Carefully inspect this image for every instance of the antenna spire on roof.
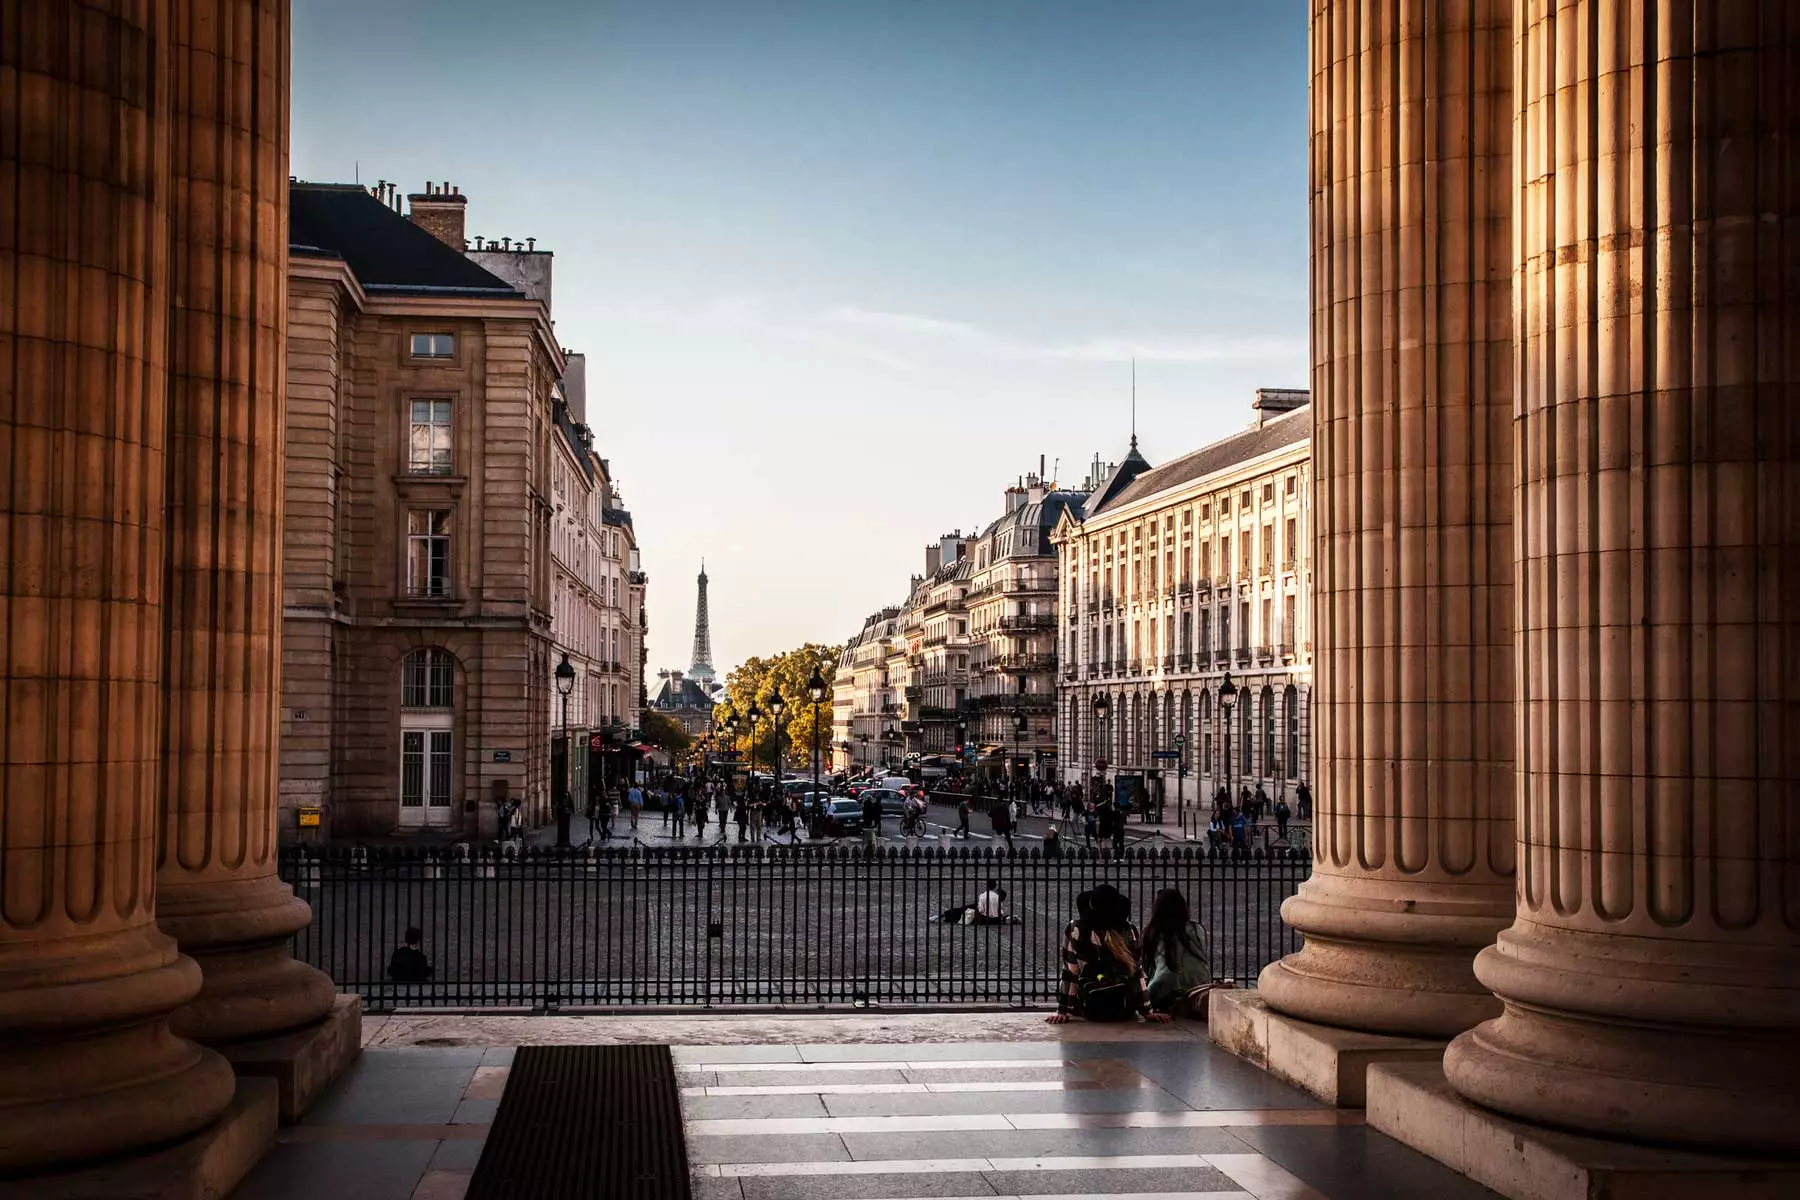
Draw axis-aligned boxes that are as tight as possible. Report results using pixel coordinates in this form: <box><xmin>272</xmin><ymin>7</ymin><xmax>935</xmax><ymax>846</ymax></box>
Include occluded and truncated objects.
<box><xmin>1130</xmin><ymin>358</ymin><xmax>1138</xmax><ymax>453</ymax></box>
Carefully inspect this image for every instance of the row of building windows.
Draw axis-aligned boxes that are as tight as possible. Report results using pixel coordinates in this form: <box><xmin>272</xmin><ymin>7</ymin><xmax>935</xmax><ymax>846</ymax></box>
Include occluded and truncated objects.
<box><xmin>1071</xmin><ymin>684</ymin><xmax>1303</xmax><ymax>781</ymax></box>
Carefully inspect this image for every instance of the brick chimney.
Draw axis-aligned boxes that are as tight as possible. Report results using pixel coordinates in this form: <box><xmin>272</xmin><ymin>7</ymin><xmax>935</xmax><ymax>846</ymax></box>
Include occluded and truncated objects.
<box><xmin>407</xmin><ymin>181</ymin><xmax>468</xmax><ymax>250</ymax></box>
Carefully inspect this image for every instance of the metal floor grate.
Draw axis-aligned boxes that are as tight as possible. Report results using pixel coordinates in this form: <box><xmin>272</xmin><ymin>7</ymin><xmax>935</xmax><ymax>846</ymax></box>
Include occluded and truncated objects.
<box><xmin>467</xmin><ymin>1045</ymin><xmax>692</xmax><ymax>1199</ymax></box>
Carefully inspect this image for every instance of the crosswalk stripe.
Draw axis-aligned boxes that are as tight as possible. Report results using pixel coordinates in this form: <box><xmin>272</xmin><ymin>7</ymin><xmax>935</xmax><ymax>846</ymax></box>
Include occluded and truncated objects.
<box><xmin>698</xmin><ymin>1153</ymin><xmax>1226</xmax><ymax>1178</ymax></box>
<box><xmin>683</xmin><ymin>1108</ymin><xmax>1355</xmax><ymax>1136</ymax></box>
<box><xmin>677</xmin><ymin>1057</ymin><xmax>1071</xmax><ymax>1073</ymax></box>
<box><xmin>683</xmin><ymin>1080</ymin><xmax>1077</xmax><ymax>1096</ymax></box>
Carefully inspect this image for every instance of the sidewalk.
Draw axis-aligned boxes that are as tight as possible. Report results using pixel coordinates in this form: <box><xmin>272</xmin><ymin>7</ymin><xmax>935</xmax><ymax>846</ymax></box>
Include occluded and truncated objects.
<box><xmin>232</xmin><ymin>1012</ymin><xmax>1498</xmax><ymax>1200</ymax></box>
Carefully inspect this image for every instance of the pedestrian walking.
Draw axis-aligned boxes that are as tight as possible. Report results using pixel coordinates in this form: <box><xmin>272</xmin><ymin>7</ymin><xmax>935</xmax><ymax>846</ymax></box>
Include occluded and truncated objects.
<box><xmin>1295</xmin><ymin>779</ymin><xmax>1313</xmax><ymax>822</ymax></box>
<box><xmin>956</xmin><ymin>797</ymin><xmax>972</xmax><ymax>840</ymax></box>
<box><xmin>991</xmin><ymin>798</ymin><xmax>1015</xmax><ymax>853</ymax></box>
<box><xmin>626</xmin><ymin>782</ymin><xmax>644</xmax><ymax>832</ymax></box>
<box><xmin>694</xmin><ymin>795</ymin><xmax>709</xmax><ymax>839</ymax></box>
<box><xmin>734</xmin><ymin>795</ymin><xmax>749</xmax><ymax>842</ymax></box>
<box><xmin>749</xmin><ymin>793</ymin><xmax>765</xmax><ymax>842</ymax></box>
<box><xmin>1274</xmin><ymin>796</ymin><xmax>1291</xmax><ymax>841</ymax></box>
<box><xmin>672</xmin><ymin>790</ymin><xmax>687</xmax><ymax>837</ymax></box>
<box><xmin>1082</xmin><ymin>801</ymin><xmax>1097</xmax><ymax>847</ymax></box>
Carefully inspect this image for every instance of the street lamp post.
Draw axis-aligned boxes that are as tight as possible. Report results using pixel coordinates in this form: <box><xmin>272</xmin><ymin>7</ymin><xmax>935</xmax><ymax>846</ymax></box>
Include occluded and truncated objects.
<box><xmin>807</xmin><ymin>667</ymin><xmax>827</xmax><ymax>837</ymax></box>
<box><xmin>554</xmin><ymin>652</ymin><xmax>576</xmax><ymax>848</ymax></box>
<box><xmin>769</xmin><ymin>693</ymin><xmax>787</xmax><ymax>792</ymax></box>
<box><xmin>745</xmin><ymin>702</ymin><xmax>762</xmax><ymax>780</ymax></box>
<box><xmin>1219</xmin><ymin>671</ymin><xmax>1238</xmax><ymax>814</ymax></box>
<box><xmin>1010</xmin><ymin>704</ymin><xmax>1026</xmax><ymax>796</ymax></box>
<box><xmin>1174</xmin><ymin>732</ymin><xmax>1187</xmax><ymax>826</ymax></box>
<box><xmin>858</xmin><ymin>733</ymin><xmax>869</xmax><ymax>769</ymax></box>
<box><xmin>1091</xmin><ymin>692</ymin><xmax>1111</xmax><ymax>792</ymax></box>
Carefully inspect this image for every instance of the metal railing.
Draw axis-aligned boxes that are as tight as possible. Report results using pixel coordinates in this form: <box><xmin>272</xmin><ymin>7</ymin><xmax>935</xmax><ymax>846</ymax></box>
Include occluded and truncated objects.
<box><xmin>279</xmin><ymin>844</ymin><xmax>1306</xmax><ymax>1012</ymax></box>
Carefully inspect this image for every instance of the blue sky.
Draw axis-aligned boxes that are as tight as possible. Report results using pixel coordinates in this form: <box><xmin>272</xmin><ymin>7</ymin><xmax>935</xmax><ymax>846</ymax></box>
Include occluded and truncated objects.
<box><xmin>291</xmin><ymin>0</ymin><xmax>1309</xmax><ymax>674</ymax></box>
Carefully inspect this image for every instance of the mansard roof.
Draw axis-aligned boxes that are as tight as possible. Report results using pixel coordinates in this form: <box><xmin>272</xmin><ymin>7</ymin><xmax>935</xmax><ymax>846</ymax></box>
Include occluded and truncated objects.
<box><xmin>289</xmin><ymin>182</ymin><xmax>522</xmax><ymax>297</ymax></box>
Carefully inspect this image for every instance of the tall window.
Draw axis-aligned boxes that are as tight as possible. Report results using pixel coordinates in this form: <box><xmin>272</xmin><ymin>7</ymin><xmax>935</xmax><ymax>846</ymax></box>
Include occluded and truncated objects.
<box><xmin>1285</xmin><ymin>685</ymin><xmax>1300</xmax><ymax>778</ymax></box>
<box><xmin>409</xmin><ymin>399</ymin><xmax>453</xmax><ymax>474</ymax></box>
<box><xmin>1261</xmin><ymin>685</ymin><xmax>1276</xmax><ymax>778</ymax></box>
<box><xmin>407</xmin><ymin>511</ymin><xmax>451</xmax><ymax>596</ymax></box>
<box><xmin>410</xmin><ymin>332</ymin><xmax>455</xmax><ymax>358</ymax></box>
<box><xmin>1262</xmin><ymin>524</ymin><xmax>1274</xmax><ymax>572</ymax></box>
<box><xmin>400</xmin><ymin>729</ymin><xmax>453</xmax><ymax>811</ymax></box>
<box><xmin>1242</xmin><ymin>694</ymin><xmax>1254</xmax><ymax>779</ymax></box>
<box><xmin>1240</xmin><ymin>533</ymin><xmax>1251</xmax><ymax>574</ymax></box>
<box><xmin>402</xmin><ymin>648</ymin><xmax>455</xmax><ymax>708</ymax></box>
<box><xmin>1239</xmin><ymin>600</ymin><xmax>1250</xmax><ymax>649</ymax></box>
<box><xmin>1202</xmin><ymin>689</ymin><xmax>1213</xmax><ymax>773</ymax></box>
<box><xmin>1284</xmin><ymin>594</ymin><xmax>1297</xmax><ymax>647</ymax></box>
<box><xmin>1286</xmin><ymin>517</ymin><xmax>1298</xmax><ymax>562</ymax></box>
<box><xmin>1220</xmin><ymin>534</ymin><xmax>1231</xmax><ymax>579</ymax></box>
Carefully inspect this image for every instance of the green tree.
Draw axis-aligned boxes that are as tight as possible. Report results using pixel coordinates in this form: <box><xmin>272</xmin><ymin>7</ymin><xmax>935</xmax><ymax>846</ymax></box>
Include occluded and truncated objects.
<box><xmin>711</xmin><ymin>642</ymin><xmax>839</xmax><ymax>775</ymax></box>
<box><xmin>641</xmin><ymin>709</ymin><xmax>691</xmax><ymax>756</ymax></box>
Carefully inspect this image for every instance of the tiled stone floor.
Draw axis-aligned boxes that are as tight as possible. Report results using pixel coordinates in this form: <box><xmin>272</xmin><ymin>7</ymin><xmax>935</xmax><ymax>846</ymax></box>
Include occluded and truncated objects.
<box><xmin>233</xmin><ymin>1014</ymin><xmax>1499</xmax><ymax>1200</ymax></box>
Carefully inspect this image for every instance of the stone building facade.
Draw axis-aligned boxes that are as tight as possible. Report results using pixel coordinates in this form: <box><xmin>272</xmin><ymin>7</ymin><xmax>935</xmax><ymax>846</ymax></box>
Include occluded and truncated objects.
<box><xmin>833</xmin><ymin>607</ymin><xmax>903</xmax><ymax>772</ymax></box>
<box><xmin>965</xmin><ymin>477</ymin><xmax>1086</xmax><ymax>781</ymax></box>
<box><xmin>280</xmin><ymin>181</ymin><xmax>563</xmax><ymax>841</ymax></box>
<box><xmin>1052</xmin><ymin>391</ymin><xmax>1313</xmax><ymax>818</ymax></box>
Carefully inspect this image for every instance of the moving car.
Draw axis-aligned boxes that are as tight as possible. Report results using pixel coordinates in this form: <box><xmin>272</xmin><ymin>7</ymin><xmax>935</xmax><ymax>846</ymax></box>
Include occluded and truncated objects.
<box><xmin>821</xmin><ymin>797</ymin><xmax>863</xmax><ymax>835</ymax></box>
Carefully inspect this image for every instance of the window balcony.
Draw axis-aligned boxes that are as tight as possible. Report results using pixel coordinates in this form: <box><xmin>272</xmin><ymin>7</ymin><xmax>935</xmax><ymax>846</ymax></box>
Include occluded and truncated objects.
<box><xmin>999</xmin><ymin>613</ymin><xmax>1056</xmax><ymax>631</ymax></box>
<box><xmin>1235</xmin><ymin>646</ymin><xmax>1254</xmax><ymax>666</ymax></box>
<box><xmin>1257</xmin><ymin>644</ymin><xmax>1275</xmax><ymax>664</ymax></box>
<box><xmin>1278</xmin><ymin>641</ymin><xmax>1296</xmax><ymax>661</ymax></box>
<box><xmin>1161</xmin><ymin>655</ymin><xmax>1176</xmax><ymax>672</ymax></box>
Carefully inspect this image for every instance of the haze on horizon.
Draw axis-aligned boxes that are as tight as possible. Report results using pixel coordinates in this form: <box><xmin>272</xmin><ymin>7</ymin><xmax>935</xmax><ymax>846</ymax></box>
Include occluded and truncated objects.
<box><xmin>289</xmin><ymin>0</ymin><xmax>1309</xmax><ymax>677</ymax></box>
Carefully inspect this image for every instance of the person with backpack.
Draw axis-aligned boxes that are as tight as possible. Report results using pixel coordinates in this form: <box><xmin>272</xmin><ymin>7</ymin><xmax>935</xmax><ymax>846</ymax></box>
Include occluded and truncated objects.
<box><xmin>1274</xmin><ymin>795</ymin><xmax>1291</xmax><ymax>840</ymax></box>
<box><xmin>1045</xmin><ymin>885</ymin><xmax>1167</xmax><ymax>1024</ymax></box>
<box><xmin>1139</xmin><ymin>888</ymin><xmax>1214</xmax><ymax>1017</ymax></box>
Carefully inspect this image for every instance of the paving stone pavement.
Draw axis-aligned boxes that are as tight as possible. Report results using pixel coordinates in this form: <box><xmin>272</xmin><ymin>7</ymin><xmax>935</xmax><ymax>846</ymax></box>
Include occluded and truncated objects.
<box><xmin>233</xmin><ymin>1014</ymin><xmax>1499</xmax><ymax>1200</ymax></box>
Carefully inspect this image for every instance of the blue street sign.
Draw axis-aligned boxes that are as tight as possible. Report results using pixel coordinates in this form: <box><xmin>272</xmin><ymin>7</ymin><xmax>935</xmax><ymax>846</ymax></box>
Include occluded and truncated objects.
<box><xmin>1150</xmin><ymin>750</ymin><xmax>1181</xmax><ymax>760</ymax></box>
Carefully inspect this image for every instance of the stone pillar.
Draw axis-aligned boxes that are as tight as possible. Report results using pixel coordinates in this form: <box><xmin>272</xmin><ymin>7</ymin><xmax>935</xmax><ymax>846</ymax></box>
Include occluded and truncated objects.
<box><xmin>154</xmin><ymin>0</ymin><xmax>336</xmax><ymax>1043</ymax></box>
<box><xmin>0</xmin><ymin>0</ymin><xmax>236</xmax><ymax>1174</ymax></box>
<box><xmin>1445</xmin><ymin>0</ymin><xmax>1800</xmax><ymax>1154</ymax></box>
<box><xmin>1257</xmin><ymin>0</ymin><xmax>1518</xmax><ymax>1038</ymax></box>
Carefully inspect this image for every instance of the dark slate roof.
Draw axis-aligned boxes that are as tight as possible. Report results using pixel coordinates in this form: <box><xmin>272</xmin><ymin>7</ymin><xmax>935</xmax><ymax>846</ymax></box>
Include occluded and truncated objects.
<box><xmin>552</xmin><ymin>399</ymin><xmax>595</xmax><ymax>483</ymax></box>
<box><xmin>651</xmin><ymin>675</ymin><xmax>715</xmax><ymax>710</ymax></box>
<box><xmin>289</xmin><ymin>183</ymin><xmax>521</xmax><ymax>296</ymax></box>
<box><xmin>1092</xmin><ymin>405</ymin><xmax>1311</xmax><ymax>516</ymax></box>
<box><xmin>602</xmin><ymin>507</ymin><xmax>633</xmax><ymax>528</ymax></box>
<box><xmin>1086</xmin><ymin>445</ymin><xmax>1153</xmax><ymax>513</ymax></box>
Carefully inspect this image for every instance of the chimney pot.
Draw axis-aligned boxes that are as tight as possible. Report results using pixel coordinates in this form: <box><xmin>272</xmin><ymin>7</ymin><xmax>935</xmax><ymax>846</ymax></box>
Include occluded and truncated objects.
<box><xmin>527</xmin><ymin>237</ymin><xmax>536</xmax><ymax>251</ymax></box>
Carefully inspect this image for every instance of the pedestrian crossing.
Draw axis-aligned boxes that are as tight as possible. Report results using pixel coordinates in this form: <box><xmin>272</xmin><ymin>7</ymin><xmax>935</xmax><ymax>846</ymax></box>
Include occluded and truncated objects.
<box><xmin>678</xmin><ymin>1042</ymin><xmax>1342</xmax><ymax>1200</ymax></box>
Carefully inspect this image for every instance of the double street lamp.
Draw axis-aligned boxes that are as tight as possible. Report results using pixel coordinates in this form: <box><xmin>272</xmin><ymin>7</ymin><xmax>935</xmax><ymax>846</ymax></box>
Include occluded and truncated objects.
<box><xmin>553</xmin><ymin>652</ymin><xmax>576</xmax><ymax>848</ymax></box>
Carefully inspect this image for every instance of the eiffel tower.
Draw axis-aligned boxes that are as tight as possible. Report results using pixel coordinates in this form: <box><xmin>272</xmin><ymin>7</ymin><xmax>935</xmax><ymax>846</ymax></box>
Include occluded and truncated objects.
<box><xmin>689</xmin><ymin>562</ymin><xmax>716</xmax><ymax>682</ymax></box>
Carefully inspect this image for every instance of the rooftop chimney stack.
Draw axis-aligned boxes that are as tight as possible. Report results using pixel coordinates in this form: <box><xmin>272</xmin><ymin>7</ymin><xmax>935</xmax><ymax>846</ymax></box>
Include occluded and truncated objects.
<box><xmin>407</xmin><ymin>180</ymin><xmax>469</xmax><ymax>251</ymax></box>
<box><xmin>1251</xmin><ymin>387</ymin><xmax>1310</xmax><ymax>428</ymax></box>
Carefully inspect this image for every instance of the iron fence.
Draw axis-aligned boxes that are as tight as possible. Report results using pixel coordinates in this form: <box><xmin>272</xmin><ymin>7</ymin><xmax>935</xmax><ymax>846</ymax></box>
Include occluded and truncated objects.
<box><xmin>279</xmin><ymin>844</ymin><xmax>1308</xmax><ymax>1012</ymax></box>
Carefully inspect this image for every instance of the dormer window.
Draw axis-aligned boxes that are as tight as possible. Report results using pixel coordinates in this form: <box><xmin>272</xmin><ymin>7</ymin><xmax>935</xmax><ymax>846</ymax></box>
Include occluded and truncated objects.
<box><xmin>411</xmin><ymin>332</ymin><xmax>455</xmax><ymax>359</ymax></box>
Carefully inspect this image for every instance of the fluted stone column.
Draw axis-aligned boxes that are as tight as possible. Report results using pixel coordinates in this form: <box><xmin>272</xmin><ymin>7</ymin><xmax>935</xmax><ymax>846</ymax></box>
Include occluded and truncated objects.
<box><xmin>0</xmin><ymin>0</ymin><xmax>236</xmax><ymax>1173</ymax></box>
<box><xmin>1258</xmin><ymin>0</ymin><xmax>1518</xmax><ymax>1038</ymax></box>
<box><xmin>1445</xmin><ymin>0</ymin><xmax>1800</xmax><ymax>1154</ymax></box>
<box><xmin>154</xmin><ymin>0</ymin><xmax>335</xmax><ymax>1043</ymax></box>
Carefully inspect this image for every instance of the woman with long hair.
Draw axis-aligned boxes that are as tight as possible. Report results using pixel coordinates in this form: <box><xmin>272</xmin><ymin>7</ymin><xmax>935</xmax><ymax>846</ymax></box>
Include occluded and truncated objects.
<box><xmin>1046</xmin><ymin>885</ymin><xmax>1170</xmax><ymax>1025</ymax></box>
<box><xmin>1138</xmin><ymin>888</ymin><xmax>1214</xmax><ymax>1017</ymax></box>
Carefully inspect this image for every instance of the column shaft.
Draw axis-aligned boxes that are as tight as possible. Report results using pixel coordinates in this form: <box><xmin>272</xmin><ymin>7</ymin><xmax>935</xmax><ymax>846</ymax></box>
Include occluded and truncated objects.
<box><xmin>155</xmin><ymin>0</ymin><xmax>334</xmax><ymax>1043</ymax></box>
<box><xmin>1445</xmin><ymin>0</ymin><xmax>1800</xmax><ymax>1154</ymax></box>
<box><xmin>0</xmin><ymin>0</ymin><xmax>235</xmax><ymax>1173</ymax></box>
<box><xmin>1259</xmin><ymin>0</ymin><xmax>1518</xmax><ymax>1038</ymax></box>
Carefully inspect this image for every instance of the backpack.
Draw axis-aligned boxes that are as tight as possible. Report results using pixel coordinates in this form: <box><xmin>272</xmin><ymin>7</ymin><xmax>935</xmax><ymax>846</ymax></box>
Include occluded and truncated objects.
<box><xmin>1075</xmin><ymin>928</ymin><xmax>1137</xmax><ymax>1022</ymax></box>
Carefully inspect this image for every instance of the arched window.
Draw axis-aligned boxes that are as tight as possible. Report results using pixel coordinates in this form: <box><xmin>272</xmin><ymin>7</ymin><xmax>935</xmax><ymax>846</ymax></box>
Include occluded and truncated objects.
<box><xmin>402</xmin><ymin>648</ymin><xmax>455</xmax><ymax>708</ymax></box>
<box><xmin>1284</xmin><ymin>684</ymin><xmax>1300</xmax><ymax>778</ymax></box>
<box><xmin>1201</xmin><ymin>689</ymin><xmax>1213</xmax><ymax>774</ymax></box>
<box><xmin>1241</xmin><ymin>692</ymin><xmax>1254</xmax><ymax>781</ymax></box>
<box><xmin>1261</xmin><ymin>685</ymin><xmax>1275</xmax><ymax>780</ymax></box>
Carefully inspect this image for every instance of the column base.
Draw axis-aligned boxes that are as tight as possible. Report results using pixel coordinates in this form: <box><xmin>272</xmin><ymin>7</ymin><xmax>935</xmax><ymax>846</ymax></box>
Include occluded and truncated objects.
<box><xmin>0</xmin><ymin>1077</ymin><xmax>278</xmax><ymax>1200</ymax></box>
<box><xmin>1368</xmin><ymin>1061</ymin><xmax>1800</xmax><ymax>1200</ymax></box>
<box><xmin>1208</xmin><ymin>988</ymin><xmax>1446</xmax><ymax>1107</ymax></box>
<box><xmin>218</xmin><ymin>994</ymin><xmax>363</xmax><ymax>1123</ymax></box>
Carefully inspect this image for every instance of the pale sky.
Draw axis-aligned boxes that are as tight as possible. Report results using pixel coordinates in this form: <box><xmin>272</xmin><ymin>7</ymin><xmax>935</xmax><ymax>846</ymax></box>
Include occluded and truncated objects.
<box><xmin>290</xmin><ymin>0</ymin><xmax>1309</xmax><ymax>676</ymax></box>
